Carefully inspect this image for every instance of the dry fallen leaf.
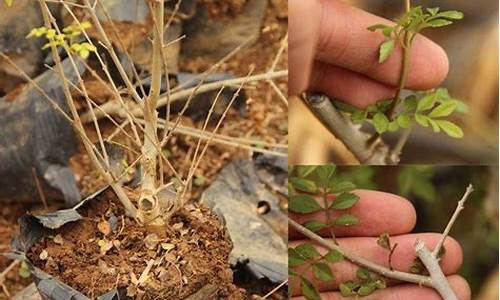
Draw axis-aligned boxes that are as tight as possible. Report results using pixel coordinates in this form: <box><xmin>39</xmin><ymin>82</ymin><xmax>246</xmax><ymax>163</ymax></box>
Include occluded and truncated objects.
<box><xmin>98</xmin><ymin>219</ymin><xmax>111</xmax><ymax>236</ymax></box>
<box><xmin>144</xmin><ymin>233</ymin><xmax>160</xmax><ymax>250</ymax></box>
<box><xmin>53</xmin><ymin>234</ymin><xmax>64</xmax><ymax>245</ymax></box>
<box><xmin>39</xmin><ymin>249</ymin><xmax>48</xmax><ymax>260</ymax></box>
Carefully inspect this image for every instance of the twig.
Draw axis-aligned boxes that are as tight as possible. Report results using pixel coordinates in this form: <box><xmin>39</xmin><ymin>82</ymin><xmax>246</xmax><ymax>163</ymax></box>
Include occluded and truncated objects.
<box><xmin>303</xmin><ymin>94</ymin><xmax>390</xmax><ymax>164</ymax></box>
<box><xmin>415</xmin><ymin>240</ymin><xmax>458</xmax><ymax>300</ymax></box>
<box><xmin>81</xmin><ymin>70</ymin><xmax>288</xmax><ymax>122</ymax></box>
<box><xmin>432</xmin><ymin>184</ymin><xmax>474</xmax><ymax>258</ymax></box>
<box><xmin>0</xmin><ymin>259</ymin><xmax>20</xmax><ymax>296</ymax></box>
<box><xmin>262</xmin><ymin>280</ymin><xmax>288</xmax><ymax>299</ymax></box>
<box><xmin>288</xmin><ymin>218</ymin><xmax>433</xmax><ymax>286</ymax></box>
<box><xmin>38</xmin><ymin>0</ymin><xmax>138</xmax><ymax>218</ymax></box>
<box><xmin>32</xmin><ymin>168</ymin><xmax>48</xmax><ymax>210</ymax></box>
<box><xmin>386</xmin><ymin>1</ymin><xmax>413</xmax><ymax>119</ymax></box>
<box><xmin>388</xmin><ymin>127</ymin><xmax>412</xmax><ymax>164</ymax></box>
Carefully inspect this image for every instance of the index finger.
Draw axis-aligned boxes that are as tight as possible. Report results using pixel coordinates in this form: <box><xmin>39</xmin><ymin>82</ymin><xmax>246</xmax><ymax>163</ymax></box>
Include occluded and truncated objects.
<box><xmin>289</xmin><ymin>190</ymin><xmax>417</xmax><ymax>239</ymax></box>
<box><xmin>289</xmin><ymin>0</ymin><xmax>450</xmax><ymax>91</ymax></box>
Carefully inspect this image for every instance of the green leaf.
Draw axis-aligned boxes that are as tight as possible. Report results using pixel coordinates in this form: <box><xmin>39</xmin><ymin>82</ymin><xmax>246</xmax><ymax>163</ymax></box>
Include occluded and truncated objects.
<box><xmin>437</xmin><ymin>10</ymin><xmax>464</xmax><ymax>20</ymax></box>
<box><xmin>312</xmin><ymin>263</ymin><xmax>334</xmax><ymax>281</ymax></box>
<box><xmin>376</xmin><ymin>99</ymin><xmax>392</xmax><ymax>112</ymax></box>
<box><xmin>428</xmin><ymin>118</ymin><xmax>441</xmax><ymax>133</ymax></box>
<box><xmin>290</xmin><ymin>178</ymin><xmax>317</xmax><ymax>193</ymax></box>
<box><xmin>417</xmin><ymin>93</ymin><xmax>437</xmax><ymax>112</ymax></box>
<box><xmin>427</xmin><ymin>19</ymin><xmax>453</xmax><ymax>27</ymax></box>
<box><xmin>295</xmin><ymin>243</ymin><xmax>321</xmax><ymax>259</ymax></box>
<box><xmin>377</xmin><ymin>233</ymin><xmax>391</xmax><ymax>250</ymax></box>
<box><xmin>403</xmin><ymin>95</ymin><xmax>417</xmax><ymax>112</ymax></box>
<box><xmin>324</xmin><ymin>249</ymin><xmax>344</xmax><ymax>263</ymax></box>
<box><xmin>435</xmin><ymin>120</ymin><xmax>464</xmax><ymax>138</ymax></box>
<box><xmin>297</xmin><ymin>166</ymin><xmax>317</xmax><ymax>178</ymax></box>
<box><xmin>331</xmin><ymin>180</ymin><xmax>356</xmax><ymax>194</ymax></box>
<box><xmin>358</xmin><ymin>283</ymin><xmax>377</xmax><ymax>296</ymax></box>
<box><xmin>378</xmin><ymin>39</ymin><xmax>395</xmax><ymax>63</ymax></box>
<box><xmin>426</xmin><ymin>7</ymin><xmax>439</xmax><ymax>15</ymax></box>
<box><xmin>289</xmin><ymin>194</ymin><xmax>322</xmax><ymax>214</ymax></box>
<box><xmin>382</xmin><ymin>26</ymin><xmax>393</xmax><ymax>38</ymax></box>
<box><xmin>396</xmin><ymin>114</ymin><xmax>411</xmax><ymax>128</ymax></box>
<box><xmin>415</xmin><ymin>114</ymin><xmax>429</xmax><ymax>127</ymax></box>
<box><xmin>316</xmin><ymin>165</ymin><xmax>336</xmax><ymax>188</ymax></box>
<box><xmin>334</xmin><ymin>214</ymin><xmax>359</xmax><ymax>226</ymax></box>
<box><xmin>366</xmin><ymin>105</ymin><xmax>378</xmax><ymax>113</ymax></box>
<box><xmin>289</xmin><ymin>248</ymin><xmax>306</xmax><ymax>267</ymax></box>
<box><xmin>450</xmin><ymin>99</ymin><xmax>469</xmax><ymax>113</ymax></box>
<box><xmin>351</xmin><ymin>110</ymin><xmax>367</xmax><ymax>124</ymax></box>
<box><xmin>387</xmin><ymin>121</ymin><xmax>399</xmax><ymax>132</ymax></box>
<box><xmin>428</xmin><ymin>102</ymin><xmax>457</xmax><ymax>118</ymax></box>
<box><xmin>339</xmin><ymin>282</ymin><xmax>358</xmax><ymax>297</ymax></box>
<box><xmin>367</xmin><ymin>24</ymin><xmax>389</xmax><ymax>31</ymax></box>
<box><xmin>331</xmin><ymin>192</ymin><xmax>359</xmax><ymax>210</ymax></box>
<box><xmin>372</xmin><ymin>112</ymin><xmax>389</xmax><ymax>133</ymax></box>
<box><xmin>301</xmin><ymin>277</ymin><xmax>321</xmax><ymax>300</ymax></box>
<box><xmin>304</xmin><ymin>220</ymin><xmax>327</xmax><ymax>232</ymax></box>
<box><xmin>356</xmin><ymin>268</ymin><xmax>372</xmax><ymax>280</ymax></box>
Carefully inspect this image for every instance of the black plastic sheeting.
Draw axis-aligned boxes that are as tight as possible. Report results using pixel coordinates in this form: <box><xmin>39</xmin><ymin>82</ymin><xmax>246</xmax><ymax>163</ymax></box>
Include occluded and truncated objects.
<box><xmin>0</xmin><ymin>58</ymin><xmax>83</xmax><ymax>206</ymax></box>
<box><xmin>201</xmin><ymin>153</ymin><xmax>288</xmax><ymax>283</ymax></box>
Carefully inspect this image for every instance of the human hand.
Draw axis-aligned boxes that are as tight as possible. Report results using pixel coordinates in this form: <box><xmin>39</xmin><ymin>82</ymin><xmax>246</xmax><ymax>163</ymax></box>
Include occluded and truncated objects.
<box><xmin>289</xmin><ymin>0</ymin><xmax>449</xmax><ymax>108</ymax></box>
<box><xmin>289</xmin><ymin>190</ymin><xmax>471</xmax><ymax>299</ymax></box>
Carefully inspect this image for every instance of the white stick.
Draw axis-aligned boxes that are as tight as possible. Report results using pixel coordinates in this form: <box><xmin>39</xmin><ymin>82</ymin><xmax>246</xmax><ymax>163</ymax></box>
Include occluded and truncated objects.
<box><xmin>415</xmin><ymin>240</ymin><xmax>458</xmax><ymax>300</ymax></box>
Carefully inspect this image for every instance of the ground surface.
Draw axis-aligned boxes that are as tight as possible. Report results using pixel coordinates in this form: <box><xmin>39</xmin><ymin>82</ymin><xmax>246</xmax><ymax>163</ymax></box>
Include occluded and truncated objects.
<box><xmin>0</xmin><ymin>0</ymin><xmax>288</xmax><ymax>299</ymax></box>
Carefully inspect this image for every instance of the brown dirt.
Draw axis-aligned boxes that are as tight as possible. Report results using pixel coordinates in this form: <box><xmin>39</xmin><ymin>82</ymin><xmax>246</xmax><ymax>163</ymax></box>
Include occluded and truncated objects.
<box><xmin>0</xmin><ymin>204</ymin><xmax>34</xmax><ymax>300</ymax></box>
<box><xmin>201</xmin><ymin>0</ymin><xmax>248</xmax><ymax>18</ymax></box>
<box><xmin>28</xmin><ymin>189</ymin><xmax>245</xmax><ymax>299</ymax></box>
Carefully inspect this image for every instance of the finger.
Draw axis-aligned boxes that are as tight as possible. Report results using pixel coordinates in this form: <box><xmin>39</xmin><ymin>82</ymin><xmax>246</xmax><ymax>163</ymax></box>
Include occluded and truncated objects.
<box><xmin>292</xmin><ymin>275</ymin><xmax>470</xmax><ymax>300</ymax></box>
<box><xmin>289</xmin><ymin>0</ymin><xmax>322</xmax><ymax>95</ymax></box>
<box><xmin>309</xmin><ymin>62</ymin><xmax>396</xmax><ymax>108</ymax></box>
<box><xmin>316</xmin><ymin>0</ymin><xmax>449</xmax><ymax>89</ymax></box>
<box><xmin>289</xmin><ymin>190</ymin><xmax>416</xmax><ymax>239</ymax></box>
<box><xmin>290</xmin><ymin>233</ymin><xmax>463</xmax><ymax>293</ymax></box>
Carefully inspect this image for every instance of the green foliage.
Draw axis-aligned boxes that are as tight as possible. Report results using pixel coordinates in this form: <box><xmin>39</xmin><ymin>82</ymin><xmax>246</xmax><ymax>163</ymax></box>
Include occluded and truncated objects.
<box><xmin>339</xmin><ymin>268</ymin><xmax>386</xmax><ymax>297</ymax></box>
<box><xmin>289</xmin><ymin>194</ymin><xmax>322</xmax><ymax>214</ymax></box>
<box><xmin>335</xmin><ymin>6</ymin><xmax>466</xmax><ymax>141</ymax></box>
<box><xmin>26</xmin><ymin>22</ymin><xmax>96</xmax><ymax>59</ymax></box>
<box><xmin>289</xmin><ymin>165</ymin><xmax>359</xmax><ymax>225</ymax></box>
<box><xmin>337</xmin><ymin>166</ymin><xmax>377</xmax><ymax>190</ymax></box>
<box><xmin>343</xmin><ymin>88</ymin><xmax>466</xmax><ymax>138</ymax></box>
<box><xmin>289</xmin><ymin>165</ymin><xmax>368</xmax><ymax>299</ymax></box>
<box><xmin>398</xmin><ymin>166</ymin><xmax>436</xmax><ymax>202</ymax></box>
<box><xmin>3</xmin><ymin>0</ymin><xmax>13</xmax><ymax>6</ymax></box>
